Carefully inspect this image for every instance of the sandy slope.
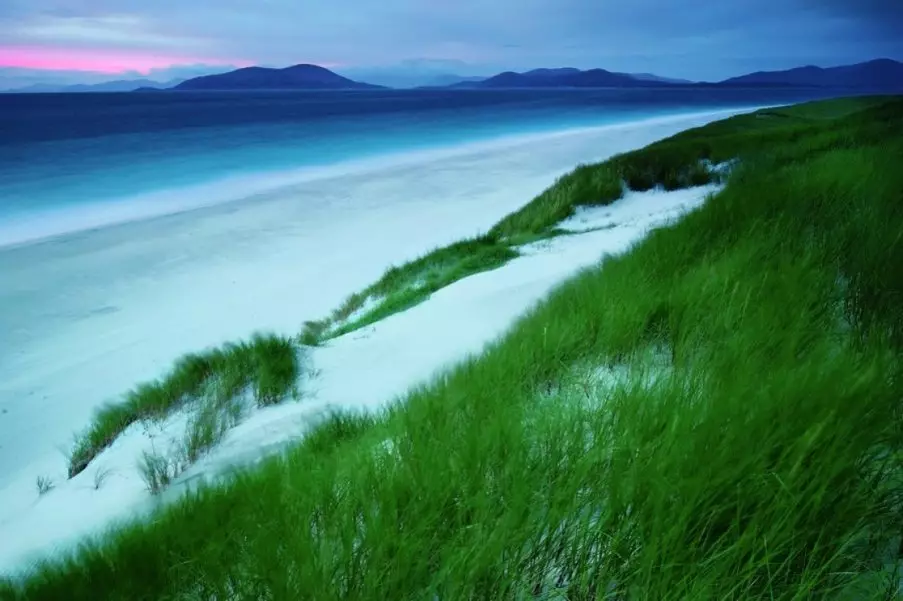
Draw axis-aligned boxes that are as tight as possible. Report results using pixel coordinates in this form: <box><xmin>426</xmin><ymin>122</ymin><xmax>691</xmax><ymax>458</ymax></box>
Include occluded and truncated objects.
<box><xmin>0</xmin><ymin>184</ymin><xmax>721</xmax><ymax>573</ymax></box>
<box><xmin>0</xmin><ymin>109</ymin><xmax>751</xmax><ymax>573</ymax></box>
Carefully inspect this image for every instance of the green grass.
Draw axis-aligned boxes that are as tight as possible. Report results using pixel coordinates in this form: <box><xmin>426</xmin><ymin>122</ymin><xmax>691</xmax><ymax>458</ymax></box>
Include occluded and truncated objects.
<box><xmin>4</xmin><ymin>96</ymin><xmax>903</xmax><ymax>600</ymax></box>
<box><xmin>301</xmin><ymin>97</ymin><xmax>894</xmax><ymax>345</ymax></box>
<box><xmin>491</xmin><ymin>95</ymin><xmax>892</xmax><ymax>239</ymax></box>
<box><xmin>302</xmin><ymin>234</ymin><xmax>520</xmax><ymax>343</ymax></box>
<box><xmin>66</xmin><ymin>333</ymin><xmax>301</xmax><ymax>479</ymax></box>
<box><xmin>135</xmin><ymin>450</ymin><xmax>177</xmax><ymax>495</ymax></box>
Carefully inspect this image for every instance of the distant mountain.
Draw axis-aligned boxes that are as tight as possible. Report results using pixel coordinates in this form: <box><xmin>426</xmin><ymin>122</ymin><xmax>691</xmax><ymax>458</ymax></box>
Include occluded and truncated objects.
<box><xmin>449</xmin><ymin>67</ymin><xmax>667</xmax><ymax>89</ymax></box>
<box><xmin>441</xmin><ymin>59</ymin><xmax>903</xmax><ymax>90</ymax></box>
<box><xmin>64</xmin><ymin>79</ymin><xmax>182</xmax><ymax>92</ymax></box>
<box><xmin>521</xmin><ymin>68</ymin><xmax>582</xmax><ymax>79</ymax></box>
<box><xmin>627</xmin><ymin>72</ymin><xmax>694</xmax><ymax>84</ymax></box>
<box><xmin>335</xmin><ymin>70</ymin><xmax>483</xmax><ymax>88</ymax></box>
<box><xmin>715</xmin><ymin>58</ymin><xmax>903</xmax><ymax>88</ymax></box>
<box><xmin>3</xmin><ymin>78</ymin><xmax>181</xmax><ymax>93</ymax></box>
<box><xmin>10</xmin><ymin>59</ymin><xmax>896</xmax><ymax>95</ymax></box>
<box><xmin>175</xmin><ymin>64</ymin><xmax>383</xmax><ymax>91</ymax></box>
<box><xmin>423</xmin><ymin>74</ymin><xmax>486</xmax><ymax>87</ymax></box>
<box><xmin>338</xmin><ymin>59</ymin><xmax>488</xmax><ymax>88</ymax></box>
<box><xmin>2</xmin><ymin>83</ymin><xmax>62</xmax><ymax>93</ymax></box>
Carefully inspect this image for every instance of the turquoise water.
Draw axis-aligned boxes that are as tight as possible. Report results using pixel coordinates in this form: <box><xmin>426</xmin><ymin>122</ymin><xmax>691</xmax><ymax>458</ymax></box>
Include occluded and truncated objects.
<box><xmin>0</xmin><ymin>87</ymin><xmax>851</xmax><ymax>244</ymax></box>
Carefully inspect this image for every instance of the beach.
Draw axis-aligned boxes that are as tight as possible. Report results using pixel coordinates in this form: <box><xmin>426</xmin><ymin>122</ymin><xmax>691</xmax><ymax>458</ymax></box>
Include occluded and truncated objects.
<box><xmin>0</xmin><ymin>108</ymin><xmax>753</xmax><ymax>572</ymax></box>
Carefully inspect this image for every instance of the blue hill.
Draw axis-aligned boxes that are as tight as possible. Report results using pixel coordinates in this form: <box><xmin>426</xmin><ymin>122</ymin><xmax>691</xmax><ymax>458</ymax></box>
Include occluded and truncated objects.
<box><xmin>175</xmin><ymin>64</ymin><xmax>384</xmax><ymax>91</ymax></box>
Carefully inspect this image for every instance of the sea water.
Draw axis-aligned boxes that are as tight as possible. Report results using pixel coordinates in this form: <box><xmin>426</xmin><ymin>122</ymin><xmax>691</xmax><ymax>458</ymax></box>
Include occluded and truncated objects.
<box><xmin>0</xmin><ymin>87</ymin><xmax>848</xmax><ymax>247</ymax></box>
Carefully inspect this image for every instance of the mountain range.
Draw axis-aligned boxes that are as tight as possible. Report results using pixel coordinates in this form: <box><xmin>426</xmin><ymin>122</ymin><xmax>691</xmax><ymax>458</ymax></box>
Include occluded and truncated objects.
<box><xmin>449</xmin><ymin>59</ymin><xmax>903</xmax><ymax>90</ymax></box>
<box><xmin>336</xmin><ymin>59</ymin><xmax>489</xmax><ymax>88</ymax></box>
<box><xmin>4</xmin><ymin>58</ymin><xmax>902</xmax><ymax>93</ymax></box>
<box><xmin>138</xmin><ymin>58</ymin><xmax>903</xmax><ymax>92</ymax></box>
<box><xmin>715</xmin><ymin>58</ymin><xmax>903</xmax><ymax>88</ymax></box>
<box><xmin>4</xmin><ymin>78</ymin><xmax>184</xmax><ymax>93</ymax></box>
<box><xmin>444</xmin><ymin>67</ymin><xmax>678</xmax><ymax>89</ymax></box>
<box><xmin>172</xmin><ymin>64</ymin><xmax>384</xmax><ymax>91</ymax></box>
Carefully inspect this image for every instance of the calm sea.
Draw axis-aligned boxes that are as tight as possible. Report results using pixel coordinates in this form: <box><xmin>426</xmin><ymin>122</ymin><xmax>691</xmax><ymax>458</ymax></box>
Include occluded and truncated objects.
<box><xmin>0</xmin><ymin>87</ymin><xmax>858</xmax><ymax>244</ymax></box>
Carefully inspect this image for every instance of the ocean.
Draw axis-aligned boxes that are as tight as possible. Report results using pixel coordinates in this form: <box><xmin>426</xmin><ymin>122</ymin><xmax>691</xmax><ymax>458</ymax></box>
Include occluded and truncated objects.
<box><xmin>0</xmin><ymin>88</ymin><xmax>860</xmax><ymax>547</ymax></box>
<box><xmin>0</xmin><ymin>87</ymin><xmax>851</xmax><ymax>246</ymax></box>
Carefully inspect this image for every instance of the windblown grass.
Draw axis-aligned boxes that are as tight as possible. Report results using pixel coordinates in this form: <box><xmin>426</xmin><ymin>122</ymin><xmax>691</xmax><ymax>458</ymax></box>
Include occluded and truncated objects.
<box><xmin>67</xmin><ymin>333</ymin><xmax>301</xmax><ymax>479</ymax></box>
<box><xmin>490</xmin><ymin>95</ymin><xmax>892</xmax><ymax>239</ymax></box>
<box><xmin>33</xmin><ymin>477</ymin><xmax>53</xmax><ymax>497</ymax></box>
<box><xmin>302</xmin><ymin>235</ymin><xmax>519</xmax><ymax>343</ymax></box>
<box><xmin>4</xmin><ymin>96</ymin><xmax>903</xmax><ymax>599</ymax></box>
<box><xmin>136</xmin><ymin>450</ymin><xmax>177</xmax><ymax>495</ymax></box>
<box><xmin>303</xmin><ymin>97</ymin><xmax>893</xmax><ymax>345</ymax></box>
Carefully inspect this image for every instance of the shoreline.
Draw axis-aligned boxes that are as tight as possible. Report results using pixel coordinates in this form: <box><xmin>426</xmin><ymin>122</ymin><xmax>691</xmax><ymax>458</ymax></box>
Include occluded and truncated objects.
<box><xmin>0</xmin><ymin>183</ymin><xmax>724</xmax><ymax>573</ymax></box>
<box><xmin>0</xmin><ymin>106</ymin><xmax>758</xmax><ymax>573</ymax></box>
<box><xmin>0</xmin><ymin>106</ymin><xmax>766</xmax><ymax>251</ymax></box>
<box><xmin>2</xmin><ymin>94</ymin><xmax>899</xmax><ymax>600</ymax></box>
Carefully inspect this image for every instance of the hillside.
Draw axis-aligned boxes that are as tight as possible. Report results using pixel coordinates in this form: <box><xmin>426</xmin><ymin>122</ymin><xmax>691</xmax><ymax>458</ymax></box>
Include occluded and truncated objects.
<box><xmin>336</xmin><ymin>60</ymin><xmax>489</xmax><ymax>88</ymax></box>
<box><xmin>446</xmin><ymin>59</ymin><xmax>903</xmax><ymax>90</ymax></box>
<box><xmin>3</xmin><ymin>95</ymin><xmax>902</xmax><ymax>599</ymax></box>
<box><xmin>4</xmin><ymin>78</ymin><xmax>181</xmax><ymax>93</ymax></box>
<box><xmin>717</xmin><ymin>58</ymin><xmax>903</xmax><ymax>88</ymax></box>
<box><xmin>452</xmin><ymin>67</ymin><xmax>664</xmax><ymax>88</ymax></box>
<box><xmin>628</xmin><ymin>72</ymin><xmax>694</xmax><ymax>84</ymax></box>
<box><xmin>174</xmin><ymin>64</ymin><xmax>383</xmax><ymax>91</ymax></box>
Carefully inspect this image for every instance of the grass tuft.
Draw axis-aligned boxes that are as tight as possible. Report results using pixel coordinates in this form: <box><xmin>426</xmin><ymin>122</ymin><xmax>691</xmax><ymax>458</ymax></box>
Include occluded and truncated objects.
<box><xmin>67</xmin><ymin>333</ymin><xmax>301</xmax><ymax>479</ymax></box>
<box><xmin>91</xmin><ymin>466</ymin><xmax>113</xmax><ymax>491</ymax></box>
<box><xmin>299</xmin><ymin>320</ymin><xmax>329</xmax><ymax>346</ymax></box>
<box><xmin>34</xmin><ymin>476</ymin><xmax>54</xmax><ymax>496</ymax></box>
<box><xmin>137</xmin><ymin>450</ymin><xmax>178</xmax><ymax>495</ymax></box>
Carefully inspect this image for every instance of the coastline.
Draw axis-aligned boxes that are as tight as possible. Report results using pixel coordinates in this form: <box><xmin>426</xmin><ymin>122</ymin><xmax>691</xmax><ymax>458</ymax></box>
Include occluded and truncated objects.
<box><xmin>0</xmin><ymin>107</ymin><xmax>756</xmax><ymax>572</ymax></box>
<box><xmin>2</xmin><ymin>95</ymin><xmax>901</xmax><ymax>598</ymax></box>
<box><xmin>0</xmin><ymin>184</ymin><xmax>722</xmax><ymax>571</ymax></box>
<box><xmin>0</xmin><ymin>106</ymin><xmax>763</xmax><ymax>251</ymax></box>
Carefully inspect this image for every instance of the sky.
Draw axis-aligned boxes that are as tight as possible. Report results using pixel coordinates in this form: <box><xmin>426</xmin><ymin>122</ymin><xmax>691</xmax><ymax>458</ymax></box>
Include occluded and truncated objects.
<box><xmin>1</xmin><ymin>0</ymin><xmax>902</xmax><ymax>88</ymax></box>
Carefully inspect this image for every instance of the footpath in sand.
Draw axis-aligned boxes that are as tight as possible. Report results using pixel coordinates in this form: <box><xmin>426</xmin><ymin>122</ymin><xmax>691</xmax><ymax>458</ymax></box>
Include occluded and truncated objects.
<box><xmin>0</xmin><ymin>109</ymin><xmax>753</xmax><ymax>573</ymax></box>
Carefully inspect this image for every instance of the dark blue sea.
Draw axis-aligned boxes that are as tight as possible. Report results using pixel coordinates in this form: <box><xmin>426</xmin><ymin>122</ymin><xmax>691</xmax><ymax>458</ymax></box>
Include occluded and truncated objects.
<box><xmin>0</xmin><ymin>87</ymin><xmax>857</xmax><ymax>245</ymax></box>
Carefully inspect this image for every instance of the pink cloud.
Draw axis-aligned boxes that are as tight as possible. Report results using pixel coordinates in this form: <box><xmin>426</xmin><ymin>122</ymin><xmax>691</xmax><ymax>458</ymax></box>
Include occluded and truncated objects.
<box><xmin>0</xmin><ymin>45</ymin><xmax>252</xmax><ymax>74</ymax></box>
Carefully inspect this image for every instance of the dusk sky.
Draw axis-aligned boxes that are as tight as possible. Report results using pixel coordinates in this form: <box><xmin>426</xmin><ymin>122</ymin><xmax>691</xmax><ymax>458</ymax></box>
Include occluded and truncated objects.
<box><xmin>1</xmin><ymin>0</ymin><xmax>902</xmax><ymax>87</ymax></box>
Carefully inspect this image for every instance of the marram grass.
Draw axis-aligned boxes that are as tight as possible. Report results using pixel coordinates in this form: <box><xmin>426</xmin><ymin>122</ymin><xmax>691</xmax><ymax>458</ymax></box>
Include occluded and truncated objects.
<box><xmin>67</xmin><ymin>333</ymin><xmax>300</xmax><ymax>478</ymax></box>
<box><xmin>4</xmin><ymin>96</ymin><xmax>903</xmax><ymax>600</ymax></box>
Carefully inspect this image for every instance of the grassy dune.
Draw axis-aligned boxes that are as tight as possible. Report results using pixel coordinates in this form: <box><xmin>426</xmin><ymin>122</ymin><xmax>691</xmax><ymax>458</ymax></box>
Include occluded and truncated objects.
<box><xmin>67</xmin><ymin>334</ymin><xmax>301</xmax><ymax>480</ymax></box>
<box><xmin>5</xmin><ymin>97</ymin><xmax>903</xmax><ymax>599</ymax></box>
<box><xmin>300</xmin><ymin>235</ymin><xmax>521</xmax><ymax>344</ymax></box>
<box><xmin>303</xmin><ymin>98</ymin><xmax>888</xmax><ymax>344</ymax></box>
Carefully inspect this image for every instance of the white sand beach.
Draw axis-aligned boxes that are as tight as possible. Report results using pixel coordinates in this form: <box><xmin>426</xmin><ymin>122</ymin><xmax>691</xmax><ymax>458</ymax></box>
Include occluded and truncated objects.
<box><xmin>0</xmin><ymin>108</ymin><xmax>752</xmax><ymax>573</ymax></box>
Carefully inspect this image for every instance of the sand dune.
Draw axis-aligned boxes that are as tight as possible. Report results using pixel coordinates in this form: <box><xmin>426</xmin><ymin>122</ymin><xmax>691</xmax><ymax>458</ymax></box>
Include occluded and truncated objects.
<box><xmin>0</xmin><ymin>108</ymin><xmax>753</xmax><ymax>573</ymax></box>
